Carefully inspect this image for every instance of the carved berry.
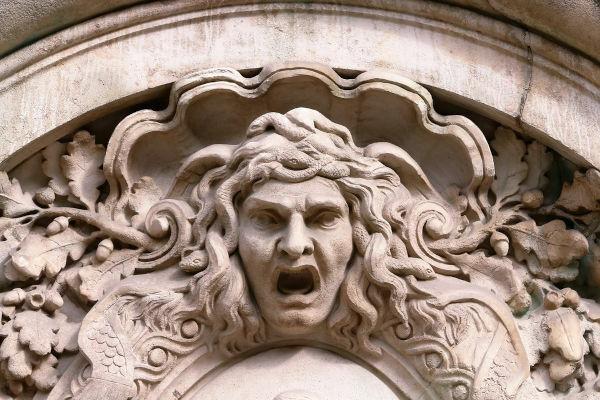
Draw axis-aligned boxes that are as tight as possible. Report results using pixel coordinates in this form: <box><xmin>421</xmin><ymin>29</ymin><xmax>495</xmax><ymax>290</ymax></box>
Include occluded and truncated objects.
<box><xmin>508</xmin><ymin>290</ymin><xmax>531</xmax><ymax>315</ymax></box>
<box><xmin>424</xmin><ymin>352</ymin><xmax>442</xmax><ymax>369</ymax></box>
<box><xmin>34</xmin><ymin>187</ymin><xmax>55</xmax><ymax>206</ymax></box>
<box><xmin>11</xmin><ymin>255</ymin><xmax>29</xmax><ymax>271</ymax></box>
<box><xmin>521</xmin><ymin>189</ymin><xmax>544</xmax><ymax>209</ymax></box>
<box><xmin>181</xmin><ymin>319</ymin><xmax>199</xmax><ymax>338</ymax></box>
<box><xmin>148</xmin><ymin>347</ymin><xmax>167</xmax><ymax>367</ymax></box>
<box><xmin>452</xmin><ymin>384</ymin><xmax>469</xmax><ymax>400</ymax></box>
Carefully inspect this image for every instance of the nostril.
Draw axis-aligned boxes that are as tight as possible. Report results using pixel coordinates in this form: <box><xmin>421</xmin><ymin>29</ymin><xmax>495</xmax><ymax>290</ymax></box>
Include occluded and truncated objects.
<box><xmin>281</xmin><ymin>245</ymin><xmax>303</xmax><ymax>258</ymax></box>
<box><xmin>278</xmin><ymin>240</ymin><xmax>313</xmax><ymax>258</ymax></box>
<box><xmin>303</xmin><ymin>243</ymin><xmax>314</xmax><ymax>255</ymax></box>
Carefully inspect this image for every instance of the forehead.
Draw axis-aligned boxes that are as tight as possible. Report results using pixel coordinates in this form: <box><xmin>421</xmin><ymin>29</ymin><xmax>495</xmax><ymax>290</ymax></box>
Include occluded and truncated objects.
<box><xmin>244</xmin><ymin>177</ymin><xmax>345</xmax><ymax>209</ymax></box>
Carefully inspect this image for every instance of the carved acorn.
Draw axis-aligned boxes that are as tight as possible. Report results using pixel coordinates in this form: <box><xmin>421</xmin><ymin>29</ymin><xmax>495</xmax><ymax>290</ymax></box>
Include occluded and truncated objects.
<box><xmin>561</xmin><ymin>288</ymin><xmax>581</xmax><ymax>309</ymax></box>
<box><xmin>95</xmin><ymin>239</ymin><xmax>114</xmax><ymax>262</ymax></box>
<box><xmin>2</xmin><ymin>288</ymin><xmax>25</xmax><ymax>306</ymax></box>
<box><xmin>181</xmin><ymin>319</ymin><xmax>200</xmax><ymax>338</ymax></box>
<box><xmin>43</xmin><ymin>289</ymin><xmax>64</xmax><ymax>313</ymax></box>
<box><xmin>46</xmin><ymin>216</ymin><xmax>69</xmax><ymax>236</ymax></box>
<box><xmin>25</xmin><ymin>289</ymin><xmax>46</xmax><ymax>310</ymax></box>
<box><xmin>544</xmin><ymin>291</ymin><xmax>564</xmax><ymax>310</ymax></box>
<box><xmin>490</xmin><ymin>231</ymin><xmax>509</xmax><ymax>257</ymax></box>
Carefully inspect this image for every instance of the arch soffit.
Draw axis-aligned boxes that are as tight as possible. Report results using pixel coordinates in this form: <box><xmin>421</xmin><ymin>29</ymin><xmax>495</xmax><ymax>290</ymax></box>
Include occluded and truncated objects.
<box><xmin>0</xmin><ymin>1</ymin><xmax>597</xmax><ymax>171</ymax></box>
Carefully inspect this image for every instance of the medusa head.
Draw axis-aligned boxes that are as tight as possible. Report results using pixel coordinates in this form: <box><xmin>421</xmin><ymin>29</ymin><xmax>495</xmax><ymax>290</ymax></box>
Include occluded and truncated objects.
<box><xmin>170</xmin><ymin>108</ymin><xmax>441</xmax><ymax>355</ymax></box>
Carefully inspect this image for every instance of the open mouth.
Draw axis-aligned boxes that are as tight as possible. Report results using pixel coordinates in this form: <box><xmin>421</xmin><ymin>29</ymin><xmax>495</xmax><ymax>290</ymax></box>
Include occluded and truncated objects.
<box><xmin>276</xmin><ymin>267</ymin><xmax>318</xmax><ymax>295</ymax></box>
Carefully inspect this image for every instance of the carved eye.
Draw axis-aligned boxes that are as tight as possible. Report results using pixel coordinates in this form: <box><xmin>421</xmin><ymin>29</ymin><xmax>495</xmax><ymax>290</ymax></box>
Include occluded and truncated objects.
<box><xmin>251</xmin><ymin>212</ymin><xmax>281</xmax><ymax>229</ymax></box>
<box><xmin>310</xmin><ymin>211</ymin><xmax>340</xmax><ymax>228</ymax></box>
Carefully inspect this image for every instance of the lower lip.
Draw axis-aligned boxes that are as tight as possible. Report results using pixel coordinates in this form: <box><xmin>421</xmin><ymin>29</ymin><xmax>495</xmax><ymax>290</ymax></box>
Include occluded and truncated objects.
<box><xmin>275</xmin><ymin>291</ymin><xmax>319</xmax><ymax>306</ymax></box>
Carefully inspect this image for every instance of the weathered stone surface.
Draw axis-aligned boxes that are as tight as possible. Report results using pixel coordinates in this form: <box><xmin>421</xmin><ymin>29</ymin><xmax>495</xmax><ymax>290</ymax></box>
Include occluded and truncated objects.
<box><xmin>0</xmin><ymin>1</ymin><xmax>598</xmax><ymax>398</ymax></box>
<box><xmin>0</xmin><ymin>65</ymin><xmax>598</xmax><ymax>399</ymax></box>
<box><xmin>0</xmin><ymin>2</ymin><xmax>598</xmax><ymax>173</ymax></box>
<box><xmin>1</xmin><ymin>0</ymin><xmax>598</xmax><ymax>62</ymax></box>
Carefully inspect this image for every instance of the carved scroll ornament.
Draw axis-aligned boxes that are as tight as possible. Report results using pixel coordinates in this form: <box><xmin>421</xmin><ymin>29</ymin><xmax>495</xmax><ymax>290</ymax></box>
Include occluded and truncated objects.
<box><xmin>0</xmin><ymin>65</ymin><xmax>599</xmax><ymax>399</ymax></box>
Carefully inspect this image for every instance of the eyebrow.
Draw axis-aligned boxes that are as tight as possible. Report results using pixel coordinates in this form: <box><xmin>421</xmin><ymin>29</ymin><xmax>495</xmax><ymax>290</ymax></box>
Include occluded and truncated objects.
<box><xmin>243</xmin><ymin>195</ymin><xmax>347</xmax><ymax>215</ymax></box>
<box><xmin>243</xmin><ymin>196</ymin><xmax>294</xmax><ymax>214</ymax></box>
<box><xmin>305</xmin><ymin>196</ymin><xmax>347</xmax><ymax>214</ymax></box>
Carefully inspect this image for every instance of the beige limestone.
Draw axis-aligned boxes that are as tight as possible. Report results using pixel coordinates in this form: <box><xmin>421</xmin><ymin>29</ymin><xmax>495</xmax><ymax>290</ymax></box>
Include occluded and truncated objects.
<box><xmin>0</xmin><ymin>1</ymin><xmax>599</xmax><ymax>399</ymax></box>
<box><xmin>0</xmin><ymin>65</ymin><xmax>597</xmax><ymax>399</ymax></box>
<box><xmin>0</xmin><ymin>2</ymin><xmax>598</xmax><ymax>172</ymax></box>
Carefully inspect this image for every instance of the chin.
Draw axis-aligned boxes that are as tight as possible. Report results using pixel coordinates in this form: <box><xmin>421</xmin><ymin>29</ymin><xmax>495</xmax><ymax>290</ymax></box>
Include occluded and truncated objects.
<box><xmin>266</xmin><ymin>309</ymin><xmax>327</xmax><ymax>336</ymax></box>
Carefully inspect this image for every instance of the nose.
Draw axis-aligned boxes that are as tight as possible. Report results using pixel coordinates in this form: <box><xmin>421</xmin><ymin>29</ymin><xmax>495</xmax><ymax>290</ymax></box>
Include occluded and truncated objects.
<box><xmin>277</xmin><ymin>214</ymin><xmax>314</xmax><ymax>258</ymax></box>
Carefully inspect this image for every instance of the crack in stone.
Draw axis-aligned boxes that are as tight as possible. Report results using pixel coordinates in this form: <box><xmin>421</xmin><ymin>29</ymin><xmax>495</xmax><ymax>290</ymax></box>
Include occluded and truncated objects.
<box><xmin>517</xmin><ymin>30</ymin><xmax>533</xmax><ymax>131</ymax></box>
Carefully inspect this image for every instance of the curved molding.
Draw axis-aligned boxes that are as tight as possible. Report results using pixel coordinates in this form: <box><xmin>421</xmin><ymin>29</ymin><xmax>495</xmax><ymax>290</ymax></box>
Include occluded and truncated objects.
<box><xmin>0</xmin><ymin>1</ymin><xmax>598</xmax><ymax>173</ymax></box>
<box><xmin>1</xmin><ymin>1</ymin><xmax>598</xmax><ymax>63</ymax></box>
<box><xmin>3</xmin><ymin>63</ymin><xmax>600</xmax><ymax>399</ymax></box>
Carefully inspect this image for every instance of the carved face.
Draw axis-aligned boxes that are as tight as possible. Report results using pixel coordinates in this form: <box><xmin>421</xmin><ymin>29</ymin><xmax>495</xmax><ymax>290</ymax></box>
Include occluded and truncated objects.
<box><xmin>239</xmin><ymin>177</ymin><xmax>353</xmax><ymax>335</ymax></box>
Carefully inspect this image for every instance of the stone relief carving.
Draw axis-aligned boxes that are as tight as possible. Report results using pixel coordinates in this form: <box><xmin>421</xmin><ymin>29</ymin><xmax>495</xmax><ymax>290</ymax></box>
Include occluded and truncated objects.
<box><xmin>0</xmin><ymin>65</ymin><xmax>598</xmax><ymax>399</ymax></box>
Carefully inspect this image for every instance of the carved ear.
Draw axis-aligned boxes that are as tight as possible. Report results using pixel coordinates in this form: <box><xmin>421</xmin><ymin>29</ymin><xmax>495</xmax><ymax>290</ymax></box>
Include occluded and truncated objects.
<box><xmin>167</xmin><ymin>144</ymin><xmax>235</xmax><ymax>198</ymax></box>
<box><xmin>364</xmin><ymin>142</ymin><xmax>442</xmax><ymax>201</ymax></box>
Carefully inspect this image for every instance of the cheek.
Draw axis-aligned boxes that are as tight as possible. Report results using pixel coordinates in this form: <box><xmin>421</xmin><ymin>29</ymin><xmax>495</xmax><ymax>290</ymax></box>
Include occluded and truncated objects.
<box><xmin>238</xmin><ymin>228</ymin><xmax>276</xmax><ymax>267</ymax></box>
<box><xmin>316</xmin><ymin>224</ymin><xmax>353</xmax><ymax>273</ymax></box>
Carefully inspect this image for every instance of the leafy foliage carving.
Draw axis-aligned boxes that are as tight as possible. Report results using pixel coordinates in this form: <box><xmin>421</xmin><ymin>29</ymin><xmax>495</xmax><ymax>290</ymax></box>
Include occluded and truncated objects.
<box><xmin>60</xmin><ymin>131</ymin><xmax>106</xmax><ymax>211</ymax></box>
<box><xmin>0</xmin><ymin>130</ymin><xmax>157</xmax><ymax>397</ymax></box>
<box><xmin>0</xmin><ymin>88</ymin><xmax>597</xmax><ymax>400</ymax></box>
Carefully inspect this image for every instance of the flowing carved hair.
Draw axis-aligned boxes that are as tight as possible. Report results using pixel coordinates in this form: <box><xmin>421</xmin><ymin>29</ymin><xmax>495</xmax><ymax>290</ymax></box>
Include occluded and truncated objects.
<box><xmin>169</xmin><ymin>108</ymin><xmax>439</xmax><ymax>355</ymax></box>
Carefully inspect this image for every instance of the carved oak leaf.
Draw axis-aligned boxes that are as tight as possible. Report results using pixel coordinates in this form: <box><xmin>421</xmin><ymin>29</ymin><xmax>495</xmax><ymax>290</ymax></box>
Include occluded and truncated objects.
<box><xmin>4</xmin><ymin>227</ymin><xmax>89</xmax><ymax>281</ymax></box>
<box><xmin>42</xmin><ymin>142</ymin><xmax>70</xmax><ymax>197</ymax></box>
<box><xmin>555</xmin><ymin>169</ymin><xmax>600</xmax><ymax>213</ymax></box>
<box><xmin>509</xmin><ymin>220</ymin><xmax>588</xmax><ymax>280</ymax></box>
<box><xmin>491</xmin><ymin>128</ymin><xmax>528</xmax><ymax>206</ymax></box>
<box><xmin>31</xmin><ymin>354</ymin><xmax>59</xmax><ymax>391</ymax></box>
<box><xmin>0</xmin><ymin>323</ymin><xmax>32</xmax><ymax>380</ymax></box>
<box><xmin>545</xmin><ymin>307</ymin><xmax>585</xmax><ymax>385</ymax></box>
<box><xmin>0</xmin><ymin>221</ymin><xmax>31</xmax><ymax>267</ymax></box>
<box><xmin>0</xmin><ymin>312</ymin><xmax>78</xmax><ymax>389</ymax></box>
<box><xmin>127</xmin><ymin>177</ymin><xmax>161</xmax><ymax>230</ymax></box>
<box><xmin>521</xmin><ymin>141</ymin><xmax>553</xmax><ymax>192</ymax></box>
<box><xmin>78</xmin><ymin>249</ymin><xmax>141</xmax><ymax>302</ymax></box>
<box><xmin>7</xmin><ymin>349</ymin><xmax>33</xmax><ymax>380</ymax></box>
<box><xmin>547</xmin><ymin>307</ymin><xmax>584</xmax><ymax>362</ymax></box>
<box><xmin>13</xmin><ymin>310</ymin><xmax>59</xmax><ymax>356</ymax></box>
<box><xmin>53</xmin><ymin>312</ymin><xmax>80</xmax><ymax>353</ymax></box>
<box><xmin>445</xmin><ymin>251</ymin><xmax>529</xmax><ymax>313</ymax></box>
<box><xmin>61</xmin><ymin>131</ymin><xmax>106</xmax><ymax>210</ymax></box>
<box><xmin>0</xmin><ymin>172</ymin><xmax>38</xmax><ymax>217</ymax></box>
